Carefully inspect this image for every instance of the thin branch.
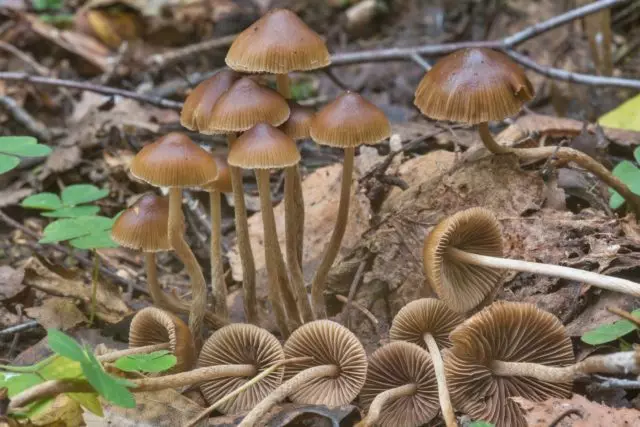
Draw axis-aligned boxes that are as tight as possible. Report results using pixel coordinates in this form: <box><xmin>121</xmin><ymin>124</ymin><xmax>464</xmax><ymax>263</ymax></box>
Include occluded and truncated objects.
<box><xmin>0</xmin><ymin>41</ymin><xmax>50</xmax><ymax>76</ymax></box>
<box><xmin>0</xmin><ymin>320</ymin><xmax>39</xmax><ymax>337</ymax></box>
<box><xmin>145</xmin><ymin>34</ymin><xmax>237</xmax><ymax>69</ymax></box>
<box><xmin>606</xmin><ymin>306</ymin><xmax>640</xmax><ymax>328</ymax></box>
<box><xmin>0</xmin><ymin>95</ymin><xmax>52</xmax><ymax>141</ymax></box>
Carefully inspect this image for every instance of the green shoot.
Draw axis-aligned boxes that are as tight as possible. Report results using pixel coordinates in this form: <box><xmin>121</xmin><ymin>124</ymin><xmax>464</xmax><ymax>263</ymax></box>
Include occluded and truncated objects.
<box><xmin>114</xmin><ymin>351</ymin><xmax>177</xmax><ymax>373</ymax></box>
<box><xmin>581</xmin><ymin>309</ymin><xmax>640</xmax><ymax>345</ymax></box>
<box><xmin>609</xmin><ymin>147</ymin><xmax>640</xmax><ymax>209</ymax></box>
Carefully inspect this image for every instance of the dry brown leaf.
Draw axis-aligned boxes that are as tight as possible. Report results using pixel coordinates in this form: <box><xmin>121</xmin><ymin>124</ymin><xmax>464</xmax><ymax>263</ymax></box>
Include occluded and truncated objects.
<box><xmin>29</xmin><ymin>394</ymin><xmax>85</xmax><ymax>427</ymax></box>
<box><xmin>25</xmin><ymin>297</ymin><xmax>88</xmax><ymax>331</ymax></box>
<box><xmin>386</xmin><ymin>150</ymin><xmax>457</xmax><ymax>202</ymax></box>
<box><xmin>0</xmin><ymin>265</ymin><xmax>25</xmax><ymax>301</ymax></box>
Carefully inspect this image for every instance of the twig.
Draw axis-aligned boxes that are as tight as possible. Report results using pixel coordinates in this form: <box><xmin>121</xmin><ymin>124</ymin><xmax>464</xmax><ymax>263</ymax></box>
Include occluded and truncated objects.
<box><xmin>0</xmin><ymin>41</ymin><xmax>49</xmax><ymax>75</ymax></box>
<box><xmin>7</xmin><ymin>305</ymin><xmax>24</xmax><ymax>359</ymax></box>
<box><xmin>145</xmin><ymin>34</ymin><xmax>237</xmax><ymax>69</ymax></box>
<box><xmin>0</xmin><ymin>320</ymin><xmax>39</xmax><ymax>337</ymax></box>
<box><xmin>0</xmin><ymin>95</ymin><xmax>52</xmax><ymax>141</ymax></box>
<box><xmin>547</xmin><ymin>408</ymin><xmax>583</xmax><ymax>427</ymax></box>
<box><xmin>341</xmin><ymin>258</ymin><xmax>368</xmax><ymax>329</ymax></box>
<box><xmin>335</xmin><ymin>294</ymin><xmax>378</xmax><ymax>327</ymax></box>
<box><xmin>410</xmin><ymin>53</ymin><xmax>432</xmax><ymax>70</ymax></box>
<box><xmin>606</xmin><ymin>306</ymin><xmax>640</xmax><ymax>328</ymax></box>
<box><xmin>592</xmin><ymin>375</ymin><xmax>640</xmax><ymax>389</ymax></box>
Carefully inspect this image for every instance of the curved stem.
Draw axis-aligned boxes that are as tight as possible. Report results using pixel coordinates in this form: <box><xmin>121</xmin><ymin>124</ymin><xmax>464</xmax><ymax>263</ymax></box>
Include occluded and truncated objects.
<box><xmin>255</xmin><ymin>169</ymin><xmax>292</xmax><ymax>337</ymax></box>
<box><xmin>98</xmin><ymin>342</ymin><xmax>170</xmax><ymax>363</ymax></box>
<box><xmin>238</xmin><ymin>364</ymin><xmax>339</xmax><ymax>427</ymax></box>
<box><xmin>448</xmin><ymin>247</ymin><xmax>640</xmax><ymax>296</ymax></box>
<box><xmin>285</xmin><ymin>166</ymin><xmax>314</xmax><ymax>322</ymax></box>
<box><xmin>424</xmin><ymin>333</ymin><xmax>457</xmax><ymax>427</ymax></box>
<box><xmin>210</xmin><ymin>189</ymin><xmax>228</xmax><ymax>319</ymax></box>
<box><xmin>478</xmin><ymin>122</ymin><xmax>510</xmax><ymax>154</ymax></box>
<box><xmin>311</xmin><ymin>146</ymin><xmax>355</xmax><ymax>319</ymax></box>
<box><xmin>358</xmin><ymin>383</ymin><xmax>417</xmax><ymax>427</ymax></box>
<box><xmin>228</xmin><ymin>134</ymin><xmax>258</xmax><ymax>324</ymax></box>
<box><xmin>169</xmin><ymin>187</ymin><xmax>208</xmax><ymax>345</ymax></box>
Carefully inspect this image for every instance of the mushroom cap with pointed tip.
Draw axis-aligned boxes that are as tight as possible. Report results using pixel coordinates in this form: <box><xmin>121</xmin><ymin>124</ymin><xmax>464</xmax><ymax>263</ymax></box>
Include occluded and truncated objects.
<box><xmin>180</xmin><ymin>69</ymin><xmax>239</xmax><ymax>132</ymax></box>
<box><xmin>197</xmin><ymin>323</ymin><xmax>285</xmax><ymax>413</ymax></box>
<box><xmin>360</xmin><ymin>341</ymin><xmax>439</xmax><ymax>427</ymax></box>
<box><xmin>423</xmin><ymin>207</ymin><xmax>504</xmax><ymax>313</ymax></box>
<box><xmin>225</xmin><ymin>8</ymin><xmax>330</xmax><ymax>74</ymax></box>
<box><xmin>228</xmin><ymin>124</ymin><xmax>300</xmax><ymax>170</ymax></box>
<box><xmin>201</xmin><ymin>155</ymin><xmax>233</xmax><ymax>193</ymax></box>
<box><xmin>129</xmin><ymin>307</ymin><xmax>196</xmax><ymax>372</ymax></box>
<box><xmin>283</xmin><ymin>320</ymin><xmax>367</xmax><ymax>406</ymax></box>
<box><xmin>445</xmin><ymin>301</ymin><xmax>574</xmax><ymax>427</ymax></box>
<box><xmin>130</xmin><ymin>133</ymin><xmax>218</xmax><ymax>188</ymax></box>
<box><xmin>310</xmin><ymin>92</ymin><xmax>391</xmax><ymax>148</ymax></box>
<box><xmin>390</xmin><ymin>298</ymin><xmax>463</xmax><ymax>349</ymax></box>
<box><xmin>414</xmin><ymin>48</ymin><xmax>534</xmax><ymax>125</ymax></box>
<box><xmin>111</xmin><ymin>193</ymin><xmax>171</xmax><ymax>252</ymax></box>
<box><xmin>205</xmin><ymin>77</ymin><xmax>290</xmax><ymax>134</ymax></box>
<box><xmin>280</xmin><ymin>101</ymin><xmax>315</xmax><ymax>141</ymax></box>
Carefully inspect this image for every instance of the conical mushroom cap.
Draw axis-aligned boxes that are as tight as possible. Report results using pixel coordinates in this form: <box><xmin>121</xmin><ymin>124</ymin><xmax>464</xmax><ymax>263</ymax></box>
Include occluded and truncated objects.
<box><xmin>225</xmin><ymin>8</ymin><xmax>330</xmax><ymax>74</ymax></box>
<box><xmin>360</xmin><ymin>342</ymin><xmax>439</xmax><ymax>427</ymax></box>
<box><xmin>283</xmin><ymin>320</ymin><xmax>367</xmax><ymax>406</ymax></box>
<box><xmin>111</xmin><ymin>193</ymin><xmax>171</xmax><ymax>252</ymax></box>
<box><xmin>228</xmin><ymin>124</ymin><xmax>300</xmax><ymax>170</ymax></box>
<box><xmin>205</xmin><ymin>77</ymin><xmax>290</xmax><ymax>134</ymax></box>
<box><xmin>130</xmin><ymin>133</ymin><xmax>218</xmax><ymax>188</ymax></box>
<box><xmin>423</xmin><ymin>207</ymin><xmax>504</xmax><ymax>313</ymax></box>
<box><xmin>198</xmin><ymin>324</ymin><xmax>284</xmax><ymax>413</ymax></box>
<box><xmin>180</xmin><ymin>69</ymin><xmax>239</xmax><ymax>132</ymax></box>
<box><xmin>414</xmin><ymin>48</ymin><xmax>534</xmax><ymax>124</ymax></box>
<box><xmin>310</xmin><ymin>92</ymin><xmax>391</xmax><ymax>148</ymax></box>
<box><xmin>390</xmin><ymin>298</ymin><xmax>463</xmax><ymax>349</ymax></box>
<box><xmin>201</xmin><ymin>155</ymin><xmax>233</xmax><ymax>193</ymax></box>
<box><xmin>280</xmin><ymin>101</ymin><xmax>315</xmax><ymax>141</ymax></box>
<box><xmin>129</xmin><ymin>307</ymin><xmax>196</xmax><ymax>372</ymax></box>
<box><xmin>446</xmin><ymin>301</ymin><xmax>575</xmax><ymax>427</ymax></box>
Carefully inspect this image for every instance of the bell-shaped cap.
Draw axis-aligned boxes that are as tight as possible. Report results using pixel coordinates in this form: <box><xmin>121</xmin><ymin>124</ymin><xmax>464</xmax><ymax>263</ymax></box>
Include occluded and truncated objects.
<box><xmin>111</xmin><ymin>193</ymin><xmax>170</xmax><ymax>252</ymax></box>
<box><xmin>414</xmin><ymin>48</ymin><xmax>534</xmax><ymax>124</ymax></box>
<box><xmin>201</xmin><ymin>155</ymin><xmax>233</xmax><ymax>193</ymax></box>
<box><xmin>390</xmin><ymin>298</ymin><xmax>463</xmax><ymax>349</ymax></box>
<box><xmin>280</xmin><ymin>101</ymin><xmax>315</xmax><ymax>141</ymax></box>
<box><xmin>228</xmin><ymin>124</ymin><xmax>300</xmax><ymax>170</ymax></box>
<box><xmin>180</xmin><ymin>69</ymin><xmax>239</xmax><ymax>132</ymax></box>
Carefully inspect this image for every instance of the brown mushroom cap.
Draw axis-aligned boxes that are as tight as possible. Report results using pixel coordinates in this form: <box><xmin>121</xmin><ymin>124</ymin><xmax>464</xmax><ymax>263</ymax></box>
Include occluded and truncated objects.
<box><xmin>283</xmin><ymin>320</ymin><xmax>367</xmax><ymax>406</ymax></box>
<box><xmin>205</xmin><ymin>77</ymin><xmax>290</xmax><ymax>134</ymax></box>
<box><xmin>389</xmin><ymin>298</ymin><xmax>463</xmax><ymax>349</ymax></box>
<box><xmin>225</xmin><ymin>8</ymin><xmax>330</xmax><ymax>74</ymax></box>
<box><xmin>446</xmin><ymin>301</ymin><xmax>574</xmax><ymax>427</ymax></box>
<box><xmin>414</xmin><ymin>48</ymin><xmax>534</xmax><ymax>125</ymax></box>
<box><xmin>310</xmin><ymin>92</ymin><xmax>391</xmax><ymax>148</ymax></box>
<box><xmin>198</xmin><ymin>323</ymin><xmax>285</xmax><ymax>413</ymax></box>
<box><xmin>201</xmin><ymin>155</ymin><xmax>233</xmax><ymax>193</ymax></box>
<box><xmin>111</xmin><ymin>193</ymin><xmax>170</xmax><ymax>252</ymax></box>
<box><xmin>360</xmin><ymin>342</ymin><xmax>439</xmax><ymax>427</ymax></box>
<box><xmin>129</xmin><ymin>307</ymin><xmax>196</xmax><ymax>372</ymax></box>
<box><xmin>129</xmin><ymin>132</ymin><xmax>218</xmax><ymax>188</ymax></box>
<box><xmin>423</xmin><ymin>207</ymin><xmax>504</xmax><ymax>313</ymax></box>
<box><xmin>228</xmin><ymin>123</ymin><xmax>300</xmax><ymax>170</ymax></box>
<box><xmin>280</xmin><ymin>101</ymin><xmax>315</xmax><ymax>141</ymax></box>
<box><xmin>180</xmin><ymin>69</ymin><xmax>239</xmax><ymax>132</ymax></box>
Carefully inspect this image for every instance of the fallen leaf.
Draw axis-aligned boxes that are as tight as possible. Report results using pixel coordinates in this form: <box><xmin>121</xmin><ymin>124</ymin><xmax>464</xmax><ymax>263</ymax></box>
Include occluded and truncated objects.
<box><xmin>25</xmin><ymin>297</ymin><xmax>88</xmax><ymax>331</ymax></box>
<box><xmin>386</xmin><ymin>150</ymin><xmax>457</xmax><ymax>202</ymax></box>
<box><xmin>264</xmin><ymin>403</ymin><xmax>361</xmax><ymax>426</ymax></box>
<box><xmin>28</xmin><ymin>393</ymin><xmax>85</xmax><ymax>427</ymax></box>
<box><xmin>599</xmin><ymin>93</ymin><xmax>640</xmax><ymax>131</ymax></box>
<box><xmin>0</xmin><ymin>265</ymin><xmax>25</xmax><ymax>301</ymax></box>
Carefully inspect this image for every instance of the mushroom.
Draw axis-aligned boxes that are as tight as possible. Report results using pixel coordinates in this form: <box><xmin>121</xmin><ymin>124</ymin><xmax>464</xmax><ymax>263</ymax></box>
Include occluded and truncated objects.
<box><xmin>309</xmin><ymin>92</ymin><xmax>391</xmax><ymax>318</ymax></box>
<box><xmin>389</xmin><ymin>299</ymin><xmax>463</xmax><ymax>427</ymax></box>
<box><xmin>198</xmin><ymin>323</ymin><xmax>284</xmax><ymax>413</ymax></box>
<box><xmin>228</xmin><ymin>123</ymin><xmax>302</xmax><ymax>337</ymax></box>
<box><xmin>413</xmin><ymin>47</ymin><xmax>640</xmax><ymax>216</ymax></box>
<box><xmin>425</xmin><ymin>207</ymin><xmax>640</xmax><ymax>313</ymax></box>
<box><xmin>128</xmin><ymin>307</ymin><xmax>196</xmax><ymax>373</ymax></box>
<box><xmin>226</xmin><ymin>8</ymin><xmax>331</xmax><ymax>302</ymax></box>
<box><xmin>129</xmin><ymin>132</ymin><xmax>218</xmax><ymax>343</ymax></box>
<box><xmin>280</xmin><ymin>101</ymin><xmax>315</xmax><ymax>142</ymax></box>
<box><xmin>359</xmin><ymin>342</ymin><xmax>439</xmax><ymax>427</ymax></box>
<box><xmin>238</xmin><ymin>320</ymin><xmax>367</xmax><ymax>426</ymax></box>
<box><xmin>446</xmin><ymin>301</ymin><xmax>640</xmax><ymax>426</ymax></box>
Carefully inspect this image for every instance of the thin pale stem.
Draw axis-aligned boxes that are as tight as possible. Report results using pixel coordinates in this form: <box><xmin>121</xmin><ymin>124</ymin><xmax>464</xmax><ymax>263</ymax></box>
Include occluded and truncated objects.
<box><xmin>359</xmin><ymin>383</ymin><xmax>418</xmax><ymax>427</ymax></box>
<box><xmin>448</xmin><ymin>247</ymin><xmax>640</xmax><ymax>296</ymax></box>
<box><xmin>276</xmin><ymin>74</ymin><xmax>291</xmax><ymax>99</ymax></box>
<box><xmin>239</xmin><ymin>364</ymin><xmax>339</xmax><ymax>427</ymax></box>
<box><xmin>228</xmin><ymin>134</ymin><xmax>258</xmax><ymax>324</ymax></box>
<box><xmin>478</xmin><ymin>122</ymin><xmax>510</xmax><ymax>154</ymax></box>
<box><xmin>311</xmin><ymin>146</ymin><xmax>355</xmax><ymax>318</ymax></box>
<box><xmin>169</xmin><ymin>187</ymin><xmax>207</xmax><ymax>345</ymax></box>
<box><xmin>255</xmin><ymin>169</ymin><xmax>292</xmax><ymax>337</ymax></box>
<box><xmin>98</xmin><ymin>343</ymin><xmax>170</xmax><ymax>363</ymax></box>
<box><xmin>210</xmin><ymin>189</ymin><xmax>228</xmax><ymax>319</ymax></box>
<box><xmin>424</xmin><ymin>333</ymin><xmax>457</xmax><ymax>427</ymax></box>
<box><xmin>285</xmin><ymin>166</ymin><xmax>313</xmax><ymax>322</ymax></box>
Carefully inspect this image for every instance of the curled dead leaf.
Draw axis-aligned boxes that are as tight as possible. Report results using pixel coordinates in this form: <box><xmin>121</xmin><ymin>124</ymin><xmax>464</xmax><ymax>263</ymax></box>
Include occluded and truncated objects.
<box><xmin>25</xmin><ymin>297</ymin><xmax>88</xmax><ymax>331</ymax></box>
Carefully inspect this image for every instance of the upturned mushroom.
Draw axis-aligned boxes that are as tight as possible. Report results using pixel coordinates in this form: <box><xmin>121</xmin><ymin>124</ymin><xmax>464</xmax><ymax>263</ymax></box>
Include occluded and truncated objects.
<box><xmin>198</xmin><ymin>323</ymin><xmax>284</xmax><ymax>413</ymax></box>
<box><xmin>309</xmin><ymin>92</ymin><xmax>391</xmax><ymax>318</ymax></box>
<box><xmin>228</xmin><ymin>124</ymin><xmax>303</xmax><ymax>336</ymax></box>
<box><xmin>359</xmin><ymin>341</ymin><xmax>439</xmax><ymax>427</ymax></box>
<box><xmin>129</xmin><ymin>133</ymin><xmax>218</xmax><ymax>343</ymax></box>
<box><xmin>424</xmin><ymin>207</ymin><xmax>640</xmax><ymax>313</ymax></box>
<box><xmin>180</xmin><ymin>69</ymin><xmax>239</xmax><ymax>132</ymax></box>
<box><xmin>390</xmin><ymin>299</ymin><xmax>463</xmax><ymax>427</ymax></box>
<box><xmin>238</xmin><ymin>320</ymin><xmax>367</xmax><ymax>426</ymax></box>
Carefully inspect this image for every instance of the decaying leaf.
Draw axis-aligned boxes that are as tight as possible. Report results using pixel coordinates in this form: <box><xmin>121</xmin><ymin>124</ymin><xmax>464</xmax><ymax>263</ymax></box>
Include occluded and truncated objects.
<box><xmin>28</xmin><ymin>393</ymin><xmax>85</xmax><ymax>427</ymax></box>
<box><xmin>0</xmin><ymin>265</ymin><xmax>26</xmax><ymax>301</ymax></box>
<box><xmin>25</xmin><ymin>297</ymin><xmax>88</xmax><ymax>331</ymax></box>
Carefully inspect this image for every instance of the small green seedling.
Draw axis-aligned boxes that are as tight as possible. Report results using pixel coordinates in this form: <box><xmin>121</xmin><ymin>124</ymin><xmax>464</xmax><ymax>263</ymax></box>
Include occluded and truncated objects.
<box><xmin>0</xmin><ymin>136</ymin><xmax>51</xmax><ymax>175</ymax></box>
<box><xmin>22</xmin><ymin>184</ymin><xmax>109</xmax><ymax>218</ymax></box>
<box><xmin>38</xmin><ymin>215</ymin><xmax>118</xmax><ymax>249</ymax></box>
<box><xmin>581</xmin><ymin>309</ymin><xmax>640</xmax><ymax>345</ymax></box>
<box><xmin>469</xmin><ymin>421</ymin><xmax>494</xmax><ymax>427</ymax></box>
<box><xmin>114</xmin><ymin>351</ymin><xmax>177</xmax><ymax>374</ymax></box>
<box><xmin>609</xmin><ymin>147</ymin><xmax>640</xmax><ymax>210</ymax></box>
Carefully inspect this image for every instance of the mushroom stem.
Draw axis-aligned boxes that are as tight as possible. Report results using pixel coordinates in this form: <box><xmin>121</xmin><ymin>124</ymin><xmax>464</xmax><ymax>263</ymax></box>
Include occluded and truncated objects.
<box><xmin>238</xmin><ymin>364</ymin><xmax>339</xmax><ymax>427</ymax></box>
<box><xmin>478</xmin><ymin>122</ymin><xmax>510</xmax><ymax>154</ymax></box>
<box><xmin>423</xmin><ymin>333</ymin><xmax>458</xmax><ymax>427</ymax></box>
<box><xmin>98</xmin><ymin>342</ymin><xmax>170</xmax><ymax>363</ymax></box>
<box><xmin>168</xmin><ymin>187</ymin><xmax>208</xmax><ymax>344</ymax></box>
<box><xmin>358</xmin><ymin>383</ymin><xmax>418</xmax><ymax>427</ymax></box>
<box><xmin>228</xmin><ymin>134</ymin><xmax>258</xmax><ymax>324</ymax></box>
<box><xmin>448</xmin><ymin>247</ymin><xmax>640</xmax><ymax>296</ymax></box>
<box><xmin>311</xmin><ymin>146</ymin><xmax>355</xmax><ymax>318</ymax></box>
<box><xmin>285</xmin><ymin>165</ymin><xmax>314</xmax><ymax>322</ymax></box>
<box><xmin>276</xmin><ymin>74</ymin><xmax>291</xmax><ymax>99</ymax></box>
<box><xmin>255</xmin><ymin>169</ymin><xmax>293</xmax><ymax>337</ymax></box>
<box><xmin>209</xmin><ymin>189</ymin><xmax>228</xmax><ymax>319</ymax></box>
